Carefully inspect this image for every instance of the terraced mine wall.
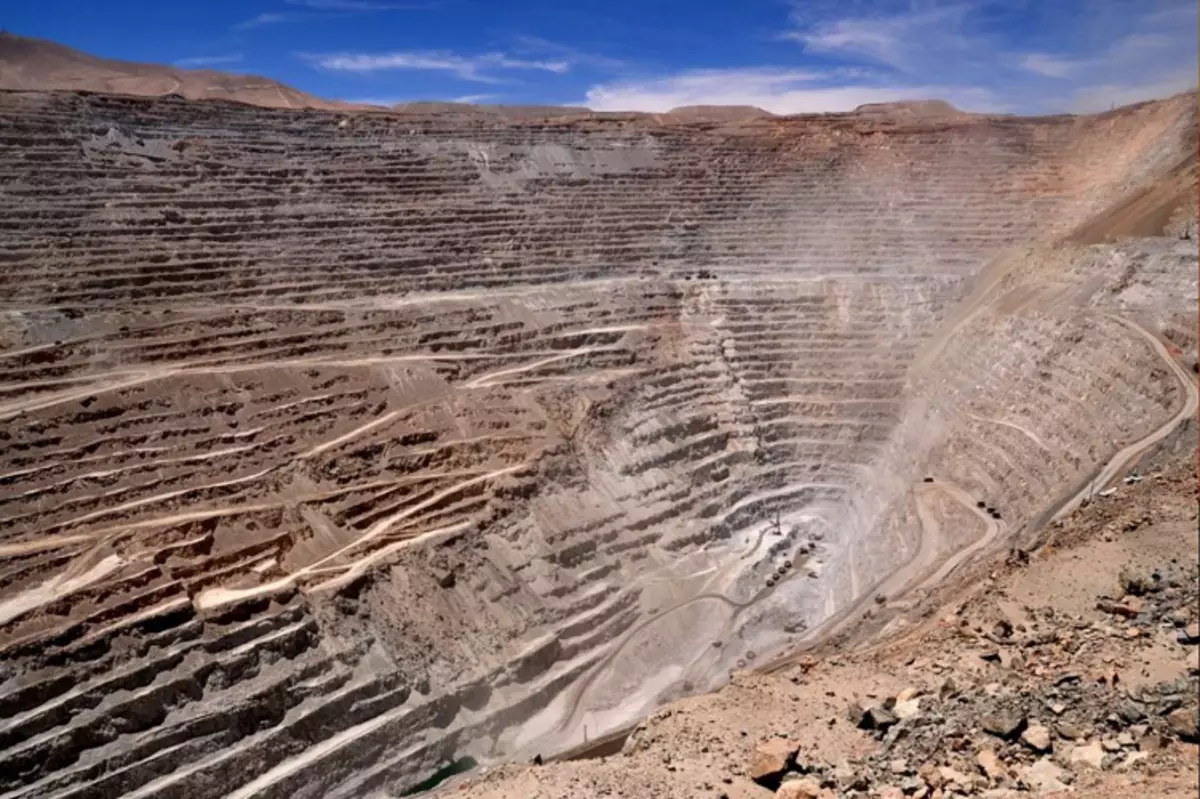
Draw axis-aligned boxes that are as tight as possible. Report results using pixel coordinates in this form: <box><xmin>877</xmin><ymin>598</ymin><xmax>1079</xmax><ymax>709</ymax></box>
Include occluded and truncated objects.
<box><xmin>0</xmin><ymin>89</ymin><xmax>1196</xmax><ymax>798</ymax></box>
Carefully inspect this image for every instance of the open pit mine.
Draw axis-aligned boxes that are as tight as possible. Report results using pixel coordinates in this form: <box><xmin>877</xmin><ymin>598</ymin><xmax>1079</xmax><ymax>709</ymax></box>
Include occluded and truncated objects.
<box><xmin>0</xmin><ymin>79</ymin><xmax>1196</xmax><ymax>799</ymax></box>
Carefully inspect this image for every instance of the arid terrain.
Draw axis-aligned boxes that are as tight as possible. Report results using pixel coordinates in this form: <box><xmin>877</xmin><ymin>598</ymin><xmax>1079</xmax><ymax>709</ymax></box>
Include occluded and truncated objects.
<box><xmin>0</xmin><ymin>33</ymin><xmax>353</xmax><ymax>110</ymax></box>
<box><xmin>0</xmin><ymin>41</ymin><xmax>1195</xmax><ymax>799</ymax></box>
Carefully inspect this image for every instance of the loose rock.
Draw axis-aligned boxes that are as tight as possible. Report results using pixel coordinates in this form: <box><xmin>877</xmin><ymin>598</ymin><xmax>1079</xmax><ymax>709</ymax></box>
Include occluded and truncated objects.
<box><xmin>1020</xmin><ymin>724</ymin><xmax>1053</xmax><ymax>753</ymax></box>
<box><xmin>748</xmin><ymin>738</ymin><xmax>798</xmax><ymax>788</ymax></box>
<box><xmin>850</xmin><ymin>702</ymin><xmax>898</xmax><ymax>731</ymax></box>
<box><xmin>1068</xmin><ymin>740</ymin><xmax>1107</xmax><ymax>770</ymax></box>
<box><xmin>982</xmin><ymin>712</ymin><xmax>1027</xmax><ymax>740</ymax></box>
<box><xmin>1022</xmin><ymin>758</ymin><xmax>1073</xmax><ymax>794</ymax></box>
<box><xmin>975</xmin><ymin>748</ymin><xmax>1006</xmax><ymax>781</ymax></box>
<box><xmin>1166</xmin><ymin>707</ymin><xmax>1198</xmax><ymax>742</ymax></box>
<box><xmin>776</xmin><ymin>776</ymin><xmax>823</xmax><ymax>799</ymax></box>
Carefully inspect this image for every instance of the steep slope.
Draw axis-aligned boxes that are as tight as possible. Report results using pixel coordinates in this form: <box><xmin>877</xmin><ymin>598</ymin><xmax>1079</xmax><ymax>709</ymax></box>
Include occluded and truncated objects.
<box><xmin>0</xmin><ymin>84</ymin><xmax>1194</xmax><ymax>799</ymax></box>
<box><xmin>0</xmin><ymin>33</ymin><xmax>351</xmax><ymax>110</ymax></box>
<box><xmin>467</xmin><ymin>448</ymin><xmax>1200</xmax><ymax>799</ymax></box>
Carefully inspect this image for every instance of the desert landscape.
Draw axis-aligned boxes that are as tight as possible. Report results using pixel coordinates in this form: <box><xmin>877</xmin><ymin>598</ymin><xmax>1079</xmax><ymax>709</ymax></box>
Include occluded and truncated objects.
<box><xmin>0</xmin><ymin>33</ymin><xmax>1196</xmax><ymax>799</ymax></box>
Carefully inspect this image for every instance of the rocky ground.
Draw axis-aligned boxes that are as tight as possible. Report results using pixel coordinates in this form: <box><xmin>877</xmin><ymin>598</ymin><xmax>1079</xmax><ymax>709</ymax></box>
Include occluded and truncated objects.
<box><xmin>456</xmin><ymin>451</ymin><xmax>1199</xmax><ymax>798</ymax></box>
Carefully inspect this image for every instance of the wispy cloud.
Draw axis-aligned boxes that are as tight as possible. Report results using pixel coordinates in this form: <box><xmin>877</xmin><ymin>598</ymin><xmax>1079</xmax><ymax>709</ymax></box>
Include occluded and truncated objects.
<box><xmin>511</xmin><ymin>35</ymin><xmax>627</xmax><ymax>71</ymax></box>
<box><xmin>452</xmin><ymin>93</ymin><xmax>501</xmax><ymax>104</ymax></box>
<box><xmin>285</xmin><ymin>0</ymin><xmax>438</xmax><ymax>10</ymax></box>
<box><xmin>1012</xmin><ymin>2</ymin><xmax>1198</xmax><ymax>112</ymax></box>
<box><xmin>233</xmin><ymin>12</ymin><xmax>293</xmax><ymax>31</ymax></box>
<box><xmin>575</xmin><ymin>0</ymin><xmax>1196</xmax><ymax>115</ymax></box>
<box><xmin>343</xmin><ymin>93</ymin><xmax>501</xmax><ymax>106</ymax></box>
<box><xmin>787</xmin><ymin>3</ymin><xmax>975</xmax><ymax>75</ymax></box>
<box><xmin>1018</xmin><ymin>53</ymin><xmax>1081</xmax><ymax>79</ymax></box>
<box><xmin>234</xmin><ymin>0</ymin><xmax>430</xmax><ymax>33</ymax></box>
<box><xmin>343</xmin><ymin>96</ymin><xmax>407</xmax><ymax>106</ymax></box>
<box><xmin>305</xmin><ymin>50</ymin><xmax>570</xmax><ymax>82</ymax></box>
<box><xmin>773</xmin><ymin>0</ymin><xmax>1197</xmax><ymax>113</ymax></box>
<box><xmin>173</xmin><ymin>54</ymin><xmax>245</xmax><ymax>69</ymax></box>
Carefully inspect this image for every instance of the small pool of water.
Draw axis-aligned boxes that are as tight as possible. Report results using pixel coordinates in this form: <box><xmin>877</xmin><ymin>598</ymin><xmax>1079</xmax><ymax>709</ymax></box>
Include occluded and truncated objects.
<box><xmin>401</xmin><ymin>756</ymin><xmax>479</xmax><ymax>796</ymax></box>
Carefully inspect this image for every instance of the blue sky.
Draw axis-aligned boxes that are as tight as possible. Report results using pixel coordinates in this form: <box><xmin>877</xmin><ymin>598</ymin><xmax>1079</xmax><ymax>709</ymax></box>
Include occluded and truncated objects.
<box><xmin>6</xmin><ymin>0</ymin><xmax>1197</xmax><ymax>113</ymax></box>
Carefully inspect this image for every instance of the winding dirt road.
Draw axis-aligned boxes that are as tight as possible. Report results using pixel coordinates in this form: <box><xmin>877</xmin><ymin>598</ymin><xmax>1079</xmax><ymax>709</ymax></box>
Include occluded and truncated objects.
<box><xmin>507</xmin><ymin>308</ymin><xmax>1200</xmax><ymax>763</ymax></box>
<box><xmin>759</xmin><ymin>312</ymin><xmax>1197</xmax><ymax>674</ymax></box>
<box><xmin>1050</xmin><ymin>314</ymin><xmax>1198</xmax><ymax>523</ymax></box>
<box><xmin>913</xmin><ymin>482</ymin><xmax>1002</xmax><ymax>592</ymax></box>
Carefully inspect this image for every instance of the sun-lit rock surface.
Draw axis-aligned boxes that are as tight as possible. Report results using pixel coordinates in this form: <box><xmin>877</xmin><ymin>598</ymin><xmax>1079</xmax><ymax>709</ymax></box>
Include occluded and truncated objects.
<box><xmin>0</xmin><ymin>87</ymin><xmax>1195</xmax><ymax>798</ymax></box>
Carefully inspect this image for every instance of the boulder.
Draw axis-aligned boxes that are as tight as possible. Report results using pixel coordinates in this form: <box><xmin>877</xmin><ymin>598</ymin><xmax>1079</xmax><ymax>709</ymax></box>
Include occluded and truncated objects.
<box><xmin>831</xmin><ymin>763</ymin><xmax>870</xmax><ymax>791</ymax></box>
<box><xmin>1119</xmin><ymin>751</ymin><xmax>1149</xmax><ymax>770</ymax></box>
<box><xmin>1096</xmin><ymin>597</ymin><xmax>1141</xmax><ymax>618</ymax></box>
<box><xmin>849</xmin><ymin>701</ymin><xmax>898</xmax><ymax>730</ymax></box>
<box><xmin>1055</xmin><ymin>722</ymin><xmax>1085</xmax><ymax>741</ymax></box>
<box><xmin>1022</xmin><ymin>758</ymin><xmax>1072</xmax><ymax>794</ymax></box>
<box><xmin>975</xmin><ymin>748</ymin><xmax>1006</xmax><ymax>781</ymax></box>
<box><xmin>1166</xmin><ymin>707</ymin><xmax>1198</xmax><ymax>742</ymax></box>
<box><xmin>776</xmin><ymin>776</ymin><xmax>824</xmax><ymax>799</ymax></box>
<box><xmin>998</xmin><ymin>649</ymin><xmax>1025</xmax><ymax>671</ymax></box>
<box><xmin>1116</xmin><ymin>700</ymin><xmax>1146</xmax><ymax>724</ymax></box>
<box><xmin>917</xmin><ymin>763</ymin><xmax>942</xmax><ymax>789</ymax></box>
<box><xmin>1020</xmin><ymin>724</ymin><xmax>1053</xmax><ymax>753</ymax></box>
<box><xmin>1068</xmin><ymin>740</ymin><xmax>1107</xmax><ymax>770</ymax></box>
<box><xmin>894</xmin><ymin>697</ymin><xmax>922</xmax><ymax>720</ymax></box>
<box><xmin>747</xmin><ymin>738</ymin><xmax>798</xmax><ymax>788</ymax></box>
<box><xmin>1118</xmin><ymin>566</ymin><xmax>1154</xmax><ymax>596</ymax></box>
<box><xmin>982</xmin><ymin>712</ymin><xmax>1027</xmax><ymax>740</ymax></box>
<box><xmin>937</xmin><ymin>766</ymin><xmax>973</xmax><ymax>792</ymax></box>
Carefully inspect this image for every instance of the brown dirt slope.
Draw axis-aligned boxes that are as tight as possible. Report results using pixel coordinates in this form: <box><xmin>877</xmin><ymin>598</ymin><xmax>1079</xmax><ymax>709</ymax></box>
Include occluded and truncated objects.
<box><xmin>1067</xmin><ymin>153</ymin><xmax>1200</xmax><ymax>244</ymax></box>
<box><xmin>0</xmin><ymin>32</ymin><xmax>353</xmax><ymax>110</ymax></box>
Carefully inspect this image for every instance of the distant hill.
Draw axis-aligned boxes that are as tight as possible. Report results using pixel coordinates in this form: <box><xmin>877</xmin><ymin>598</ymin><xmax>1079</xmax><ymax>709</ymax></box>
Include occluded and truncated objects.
<box><xmin>0</xmin><ymin>32</ymin><xmax>356</xmax><ymax>110</ymax></box>
<box><xmin>664</xmin><ymin>105</ymin><xmax>774</xmax><ymax>120</ymax></box>
<box><xmin>851</xmin><ymin>99</ymin><xmax>962</xmax><ymax>118</ymax></box>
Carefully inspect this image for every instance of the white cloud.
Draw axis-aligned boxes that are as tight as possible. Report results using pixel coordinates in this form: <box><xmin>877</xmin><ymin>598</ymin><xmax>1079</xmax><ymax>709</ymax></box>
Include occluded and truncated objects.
<box><xmin>306</xmin><ymin>50</ymin><xmax>570</xmax><ymax>82</ymax></box>
<box><xmin>174</xmin><ymin>54</ymin><xmax>245</xmax><ymax>69</ymax></box>
<box><xmin>582</xmin><ymin>67</ymin><xmax>1000</xmax><ymax>114</ymax></box>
